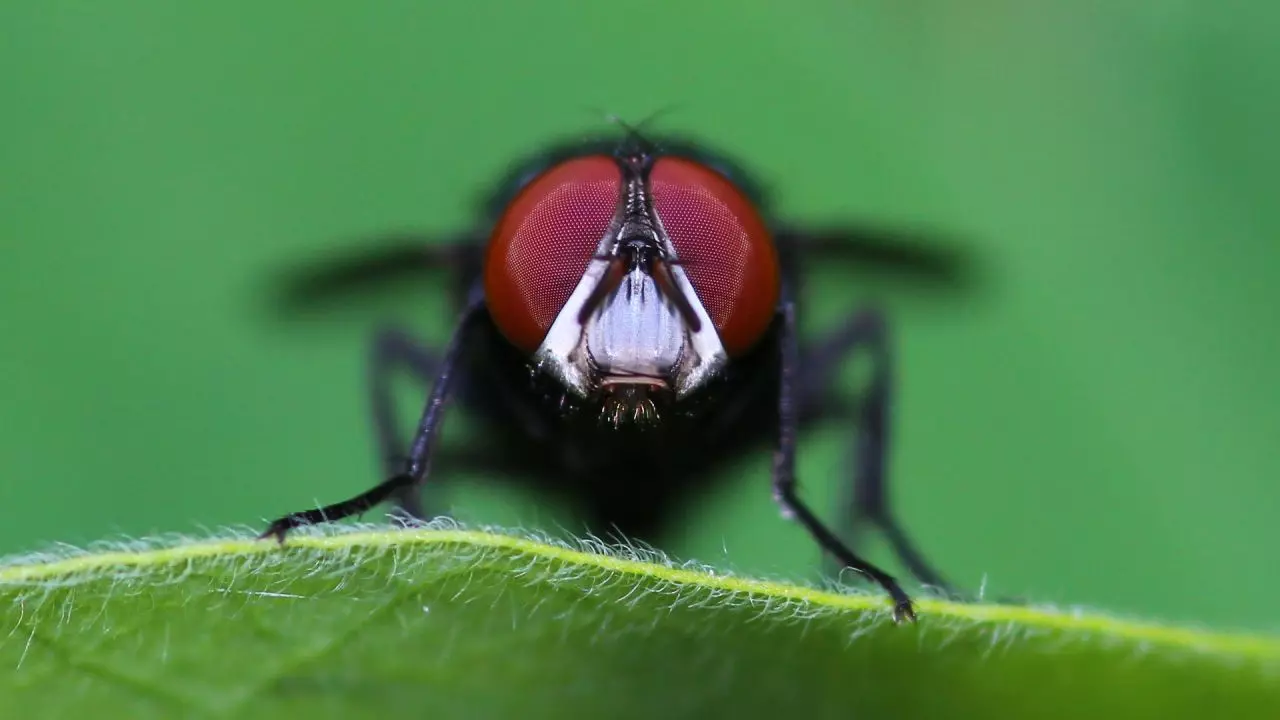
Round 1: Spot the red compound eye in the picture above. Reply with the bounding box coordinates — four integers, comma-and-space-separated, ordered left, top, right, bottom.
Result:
484, 155, 622, 353
650, 156, 780, 356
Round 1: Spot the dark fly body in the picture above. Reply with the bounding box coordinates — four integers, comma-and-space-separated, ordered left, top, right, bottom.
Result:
261, 128, 974, 622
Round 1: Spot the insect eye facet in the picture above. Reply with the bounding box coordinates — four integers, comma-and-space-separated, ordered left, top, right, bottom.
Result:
650, 157, 780, 356
483, 155, 623, 353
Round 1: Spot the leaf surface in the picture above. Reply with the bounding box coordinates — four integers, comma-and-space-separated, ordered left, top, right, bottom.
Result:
1, 525, 1276, 719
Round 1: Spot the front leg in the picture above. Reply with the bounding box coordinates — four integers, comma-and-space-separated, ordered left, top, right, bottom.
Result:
772, 292, 916, 623
259, 284, 488, 541
368, 326, 444, 522
803, 306, 955, 597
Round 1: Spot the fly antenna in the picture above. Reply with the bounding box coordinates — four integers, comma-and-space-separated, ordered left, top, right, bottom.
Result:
590, 105, 683, 156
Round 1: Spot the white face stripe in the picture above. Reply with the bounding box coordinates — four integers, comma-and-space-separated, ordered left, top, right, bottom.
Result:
532, 250, 617, 397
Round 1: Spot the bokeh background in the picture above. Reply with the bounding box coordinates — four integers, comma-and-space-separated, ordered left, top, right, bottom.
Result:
2, 2, 1276, 635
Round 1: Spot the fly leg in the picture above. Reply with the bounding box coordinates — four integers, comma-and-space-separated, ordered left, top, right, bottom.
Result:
368, 326, 444, 524
774, 290, 916, 623
369, 326, 534, 523
802, 306, 957, 599
260, 284, 488, 542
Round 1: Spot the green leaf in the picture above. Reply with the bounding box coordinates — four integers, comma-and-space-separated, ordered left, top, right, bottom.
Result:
1, 524, 1276, 719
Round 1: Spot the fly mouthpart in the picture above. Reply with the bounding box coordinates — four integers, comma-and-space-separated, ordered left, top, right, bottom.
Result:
599, 374, 669, 390
597, 376, 669, 429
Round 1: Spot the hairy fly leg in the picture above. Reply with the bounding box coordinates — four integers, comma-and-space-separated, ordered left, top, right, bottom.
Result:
772, 292, 917, 623
260, 283, 488, 542
802, 307, 955, 598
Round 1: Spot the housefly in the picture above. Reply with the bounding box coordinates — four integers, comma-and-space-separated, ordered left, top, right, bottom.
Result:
259, 126, 974, 623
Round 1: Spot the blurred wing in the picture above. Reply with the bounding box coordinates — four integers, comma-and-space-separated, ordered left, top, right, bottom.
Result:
268, 232, 486, 316
774, 222, 979, 291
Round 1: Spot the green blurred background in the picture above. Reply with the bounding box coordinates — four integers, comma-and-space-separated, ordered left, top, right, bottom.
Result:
2, 1, 1276, 634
